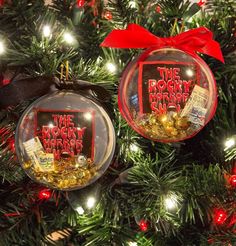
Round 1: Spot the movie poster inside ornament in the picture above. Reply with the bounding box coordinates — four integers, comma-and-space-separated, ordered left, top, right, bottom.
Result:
22, 109, 96, 189
35, 109, 95, 160
133, 60, 210, 141
138, 61, 200, 114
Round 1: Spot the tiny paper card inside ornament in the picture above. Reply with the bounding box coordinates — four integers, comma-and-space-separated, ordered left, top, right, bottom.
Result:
180, 85, 209, 126
23, 137, 45, 169
34, 109, 95, 161
138, 61, 200, 114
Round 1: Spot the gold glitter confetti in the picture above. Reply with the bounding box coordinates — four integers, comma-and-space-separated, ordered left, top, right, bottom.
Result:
24, 158, 97, 190
135, 112, 192, 140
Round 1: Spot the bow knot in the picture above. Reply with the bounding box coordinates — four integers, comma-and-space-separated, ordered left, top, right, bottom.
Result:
162, 37, 177, 47
101, 24, 224, 63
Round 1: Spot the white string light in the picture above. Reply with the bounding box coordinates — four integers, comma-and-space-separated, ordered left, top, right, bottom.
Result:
128, 242, 138, 246
75, 206, 84, 215
130, 143, 139, 152
129, 1, 137, 8
42, 25, 51, 37
164, 195, 178, 210
84, 112, 92, 121
48, 123, 54, 128
106, 62, 117, 73
86, 197, 96, 209
224, 137, 236, 149
0, 41, 5, 55
186, 69, 194, 77
63, 32, 75, 44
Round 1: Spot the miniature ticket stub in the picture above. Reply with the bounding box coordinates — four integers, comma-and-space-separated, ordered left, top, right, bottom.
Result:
188, 106, 207, 126
181, 85, 209, 124
23, 137, 54, 171
23, 137, 44, 168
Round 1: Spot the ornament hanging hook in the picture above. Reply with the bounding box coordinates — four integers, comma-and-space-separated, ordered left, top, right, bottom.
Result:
60, 61, 70, 81
66, 61, 69, 81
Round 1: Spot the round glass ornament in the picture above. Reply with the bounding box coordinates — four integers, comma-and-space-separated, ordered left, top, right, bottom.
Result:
15, 90, 116, 190
118, 47, 217, 142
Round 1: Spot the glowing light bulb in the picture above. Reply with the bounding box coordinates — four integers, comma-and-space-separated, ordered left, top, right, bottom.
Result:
130, 143, 139, 152
48, 123, 54, 128
77, 0, 85, 8
129, 1, 137, 8
229, 175, 236, 188
106, 62, 117, 73
0, 41, 5, 54
43, 25, 51, 37
139, 219, 148, 232
198, 0, 206, 7
225, 137, 235, 149
86, 197, 96, 209
214, 209, 227, 225
75, 206, 84, 215
63, 32, 75, 44
128, 242, 138, 246
164, 196, 177, 210
186, 69, 194, 77
38, 189, 51, 200
84, 112, 92, 121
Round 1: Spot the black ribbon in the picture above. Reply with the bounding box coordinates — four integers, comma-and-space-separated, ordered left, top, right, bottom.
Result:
0, 76, 111, 108
56, 79, 111, 103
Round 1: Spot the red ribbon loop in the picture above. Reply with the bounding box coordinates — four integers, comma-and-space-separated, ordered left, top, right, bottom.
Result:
100, 24, 224, 63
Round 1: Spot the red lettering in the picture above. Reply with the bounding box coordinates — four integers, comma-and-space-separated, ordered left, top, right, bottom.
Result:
183, 93, 189, 102
158, 103, 167, 114
68, 127, 77, 139
162, 92, 169, 103
42, 126, 50, 139
70, 139, 76, 148
183, 80, 192, 93
169, 94, 176, 103
157, 80, 166, 92
61, 127, 67, 139
67, 115, 75, 127
59, 115, 67, 128
63, 139, 70, 151
43, 139, 50, 149
167, 80, 174, 93
51, 126, 60, 138
57, 139, 63, 149
174, 81, 182, 93
52, 114, 59, 126
148, 79, 157, 93
149, 93, 157, 104
51, 139, 56, 148
53, 149, 60, 160
176, 93, 183, 103
157, 67, 165, 80
40, 113, 88, 159
166, 68, 172, 81
173, 68, 180, 80
150, 101, 158, 111
156, 93, 162, 101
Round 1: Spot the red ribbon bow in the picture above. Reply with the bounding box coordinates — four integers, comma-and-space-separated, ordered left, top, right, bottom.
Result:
101, 24, 224, 63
